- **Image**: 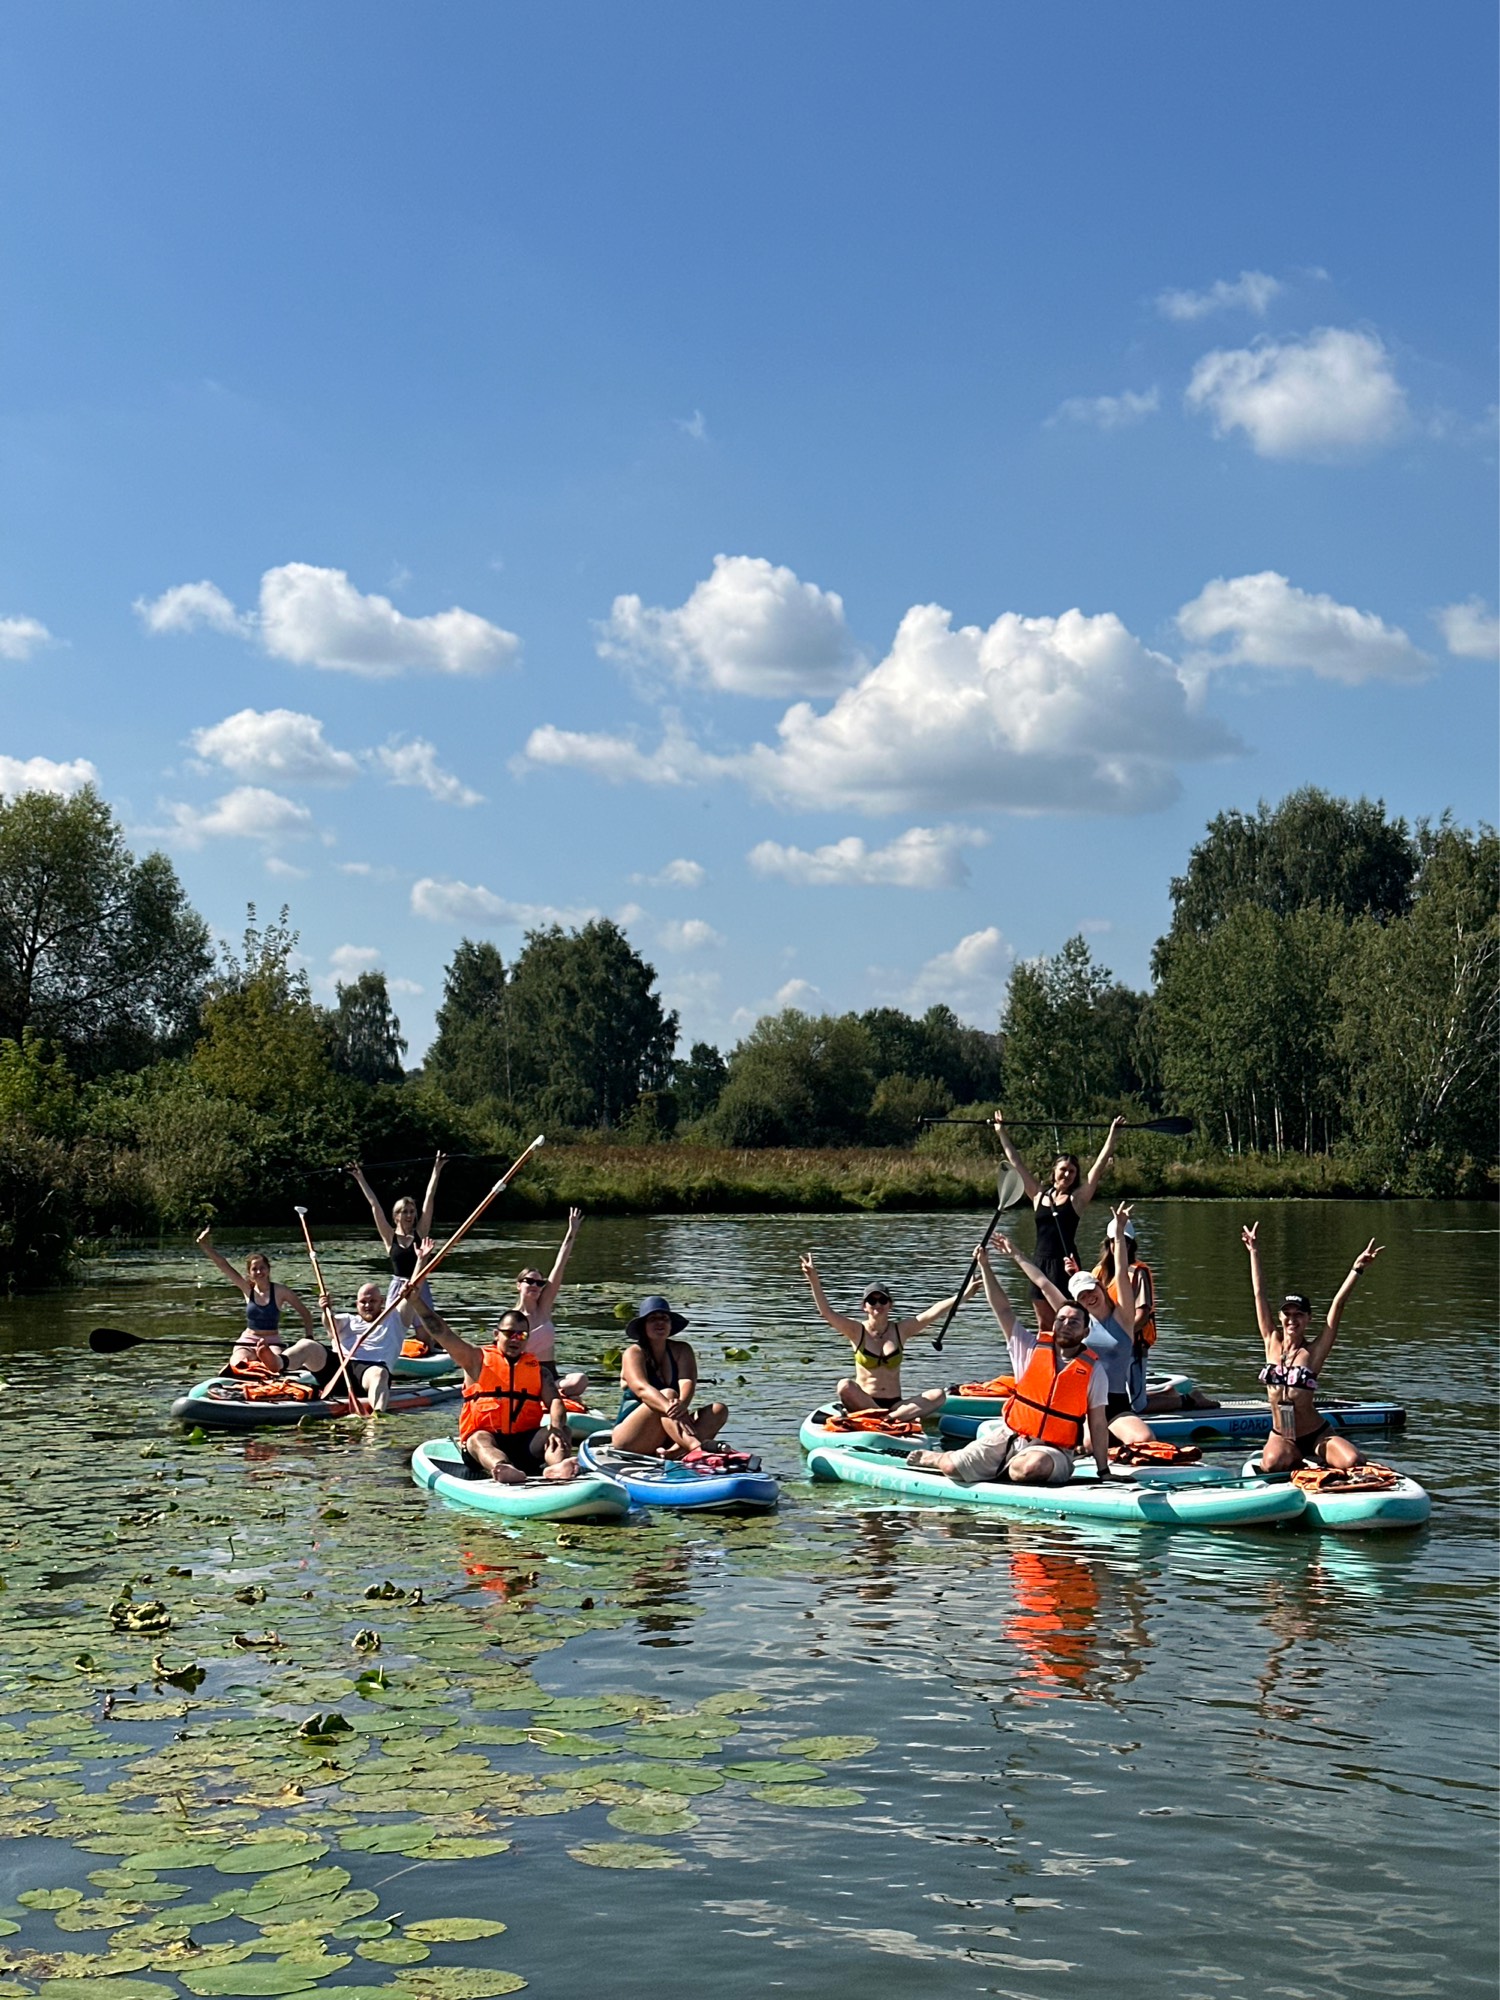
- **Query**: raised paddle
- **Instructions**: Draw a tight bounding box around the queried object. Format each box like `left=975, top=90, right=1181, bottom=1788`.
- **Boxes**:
left=923, top=1115, right=1195, bottom=1137
left=295, top=1204, right=366, bottom=1416
left=931, top=1165, right=1027, bottom=1355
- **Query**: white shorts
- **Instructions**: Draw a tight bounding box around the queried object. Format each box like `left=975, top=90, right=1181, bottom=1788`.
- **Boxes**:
left=945, top=1423, right=1074, bottom=1488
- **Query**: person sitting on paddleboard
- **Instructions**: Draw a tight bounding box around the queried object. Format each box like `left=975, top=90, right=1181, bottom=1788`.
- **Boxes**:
left=1242, top=1222, right=1382, bottom=1474
left=907, top=1242, right=1113, bottom=1487
left=348, top=1152, right=448, bottom=1339
left=414, top=1301, right=580, bottom=1484
left=196, top=1230, right=330, bottom=1380
left=513, top=1206, right=589, bottom=1405
left=800, top=1254, right=976, bottom=1423
left=612, top=1296, right=727, bottom=1457
left=1091, top=1216, right=1219, bottom=1414
left=991, top=1110, right=1125, bottom=1330
left=319, top=1280, right=404, bottom=1414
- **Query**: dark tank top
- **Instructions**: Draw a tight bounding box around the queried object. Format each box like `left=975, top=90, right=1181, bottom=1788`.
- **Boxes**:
left=390, top=1236, right=421, bottom=1280
left=1032, top=1192, right=1079, bottom=1281
left=245, top=1289, right=281, bottom=1333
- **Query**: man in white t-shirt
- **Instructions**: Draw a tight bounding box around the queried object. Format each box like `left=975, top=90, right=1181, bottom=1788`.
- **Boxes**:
left=907, top=1239, right=1113, bottom=1487
left=319, top=1280, right=404, bottom=1413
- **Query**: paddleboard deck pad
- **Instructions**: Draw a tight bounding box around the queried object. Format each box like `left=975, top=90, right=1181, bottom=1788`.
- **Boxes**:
left=410, top=1438, right=630, bottom=1522
left=579, top=1436, right=779, bottom=1512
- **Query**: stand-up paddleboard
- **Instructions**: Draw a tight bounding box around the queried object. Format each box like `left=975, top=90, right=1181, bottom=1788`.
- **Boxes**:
left=170, top=1372, right=462, bottom=1431
left=938, top=1393, right=1406, bottom=1446
left=391, top=1350, right=458, bottom=1381
left=805, top=1431, right=1304, bottom=1529
left=579, top=1436, right=779, bottom=1513
left=410, top=1438, right=630, bottom=1523
left=799, top=1406, right=926, bottom=1452
left=1238, top=1455, right=1431, bottom=1533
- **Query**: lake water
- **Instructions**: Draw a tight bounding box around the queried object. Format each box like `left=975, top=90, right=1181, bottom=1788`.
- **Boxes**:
left=0, top=1199, right=1494, bottom=2000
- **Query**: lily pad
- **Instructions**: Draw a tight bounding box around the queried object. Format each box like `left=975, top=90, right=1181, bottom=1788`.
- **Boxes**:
left=750, top=1784, right=866, bottom=1807
left=721, top=1760, right=826, bottom=1784
left=401, top=1922, right=507, bottom=1943
left=40, top=1983, right=181, bottom=2000
left=396, top=1972, right=527, bottom=1998
left=19, top=1890, right=85, bottom=1910
left=179, top=1956, right=350, bottom=1995
left=778, top=1735, right=877, bottom=1761
left=356, top=1941, right=429, bottom=1966
left=567, top=1841, right=684, bottom=1871
left=336, top=1827, right=435, bottom=1858
left=213, top=1840, right=329, bottom=1876
left=419, top=1836, right=512, bottom=1860
left=606, top=1803, right=698, bottom=1835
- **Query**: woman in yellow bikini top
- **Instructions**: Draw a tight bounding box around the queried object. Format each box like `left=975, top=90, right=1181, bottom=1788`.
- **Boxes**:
left=800, top=1251, right=976, bottom=1425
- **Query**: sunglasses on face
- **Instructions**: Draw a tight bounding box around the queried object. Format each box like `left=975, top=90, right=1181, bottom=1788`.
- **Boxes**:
left=520, top=1277, right=544, bottom=1288
left=865, top=1295, right=892, bottom=1309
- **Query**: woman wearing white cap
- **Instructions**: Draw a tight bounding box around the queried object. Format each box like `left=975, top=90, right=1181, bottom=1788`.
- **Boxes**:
left=1091, top=1217, right=1218, bottom=1414
left=799, top=1255, right=977, bottom=1423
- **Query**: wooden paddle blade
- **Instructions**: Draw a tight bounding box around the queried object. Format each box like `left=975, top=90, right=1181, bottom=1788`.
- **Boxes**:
left=89, top=1327, right=143, bottom=1353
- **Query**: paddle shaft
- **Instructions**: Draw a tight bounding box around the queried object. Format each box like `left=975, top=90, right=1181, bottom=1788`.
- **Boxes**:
left=931, top=1166, right=1027, bottom=1354
left=924, top=1115, right=1193, bottom=1135
left=295, top=1206, right=366, bottom=1416
left=389, top=1134, right=546, bottom=1311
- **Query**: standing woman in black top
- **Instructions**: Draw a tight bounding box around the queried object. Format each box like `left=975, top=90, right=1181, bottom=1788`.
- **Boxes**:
left=991, top=1111, right=1124, bottom=1330
left=349, top=1152, right=448, bottom=1334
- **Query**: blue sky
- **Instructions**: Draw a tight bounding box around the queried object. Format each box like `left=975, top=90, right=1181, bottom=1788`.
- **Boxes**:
left=2, top=2, right=1495, bottom=1058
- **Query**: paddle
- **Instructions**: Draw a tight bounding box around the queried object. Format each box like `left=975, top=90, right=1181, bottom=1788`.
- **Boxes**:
left=295, top=1205, right=365, bottom=1416
left=89, top=1326, right=210, bottom=1354
left=931, top=1165, right=1027, bottom=1355
left=923, top=1115, right=1194, bottom=1136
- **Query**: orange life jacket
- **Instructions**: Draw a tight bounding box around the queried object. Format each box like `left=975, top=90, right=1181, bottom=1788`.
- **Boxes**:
left=954, top=1375, right=1017, bottom=1398
left=1291, top=1462, right=1399, bottom=1493
left=459, top=1349, right=547, bottom=1442
left=239, top=1377, right=316, bottom=1403
left=227, top=1351, right=284, bottom=1380
left=1002, top=1336, right=1096, bottom=1450
left=1109, top=1438, right=1202, bottom=1466
left=821, top=1408, right=923, bottom=1437
left=400, top=1337, right=432, bottom=1359
left=1093, top=1257, right=1157, bottom=1349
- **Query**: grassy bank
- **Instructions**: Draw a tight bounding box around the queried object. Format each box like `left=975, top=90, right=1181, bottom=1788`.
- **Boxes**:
left=453, top=1142, right=1444, bottom=1217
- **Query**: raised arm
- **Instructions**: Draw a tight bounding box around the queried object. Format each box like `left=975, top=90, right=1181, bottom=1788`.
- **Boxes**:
left=1076, top=1117, right=1126, bottom=1209
left=1108, top=1206, right=1136, bottom=1339
left=538, top=1206, right=583, bottom=1318
left=347, top=1163, right=394, bottom=1249
left=1311, top=1240, right=1383, bottom=1368
left=972, top=1241, right=1017, bottom=1339
left=906, top=1278, right=980, bottom=1338
left=274, top=1283, right=315, bottom=1335
left=800, top=1253, right=863, bottom=1342
left=1241, top=1222, right=1276, bottom=1349
left=991, top=1112, right=1042, bottom=1202
left=994, top=1230, right=1066, bottom=1314
left=416, top=1152, right=447, bottom=1239
left=195, top=1227, right=249, bottom=1297
left=410, top=1299, right=486, bottom=1381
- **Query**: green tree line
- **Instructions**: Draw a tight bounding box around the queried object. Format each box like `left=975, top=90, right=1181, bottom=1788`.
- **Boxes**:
left=0, top=782, right=1492, bottom=1286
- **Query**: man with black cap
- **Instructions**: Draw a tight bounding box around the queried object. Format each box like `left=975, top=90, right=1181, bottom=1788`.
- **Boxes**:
left=611, top=1295, right=728, bottom=1456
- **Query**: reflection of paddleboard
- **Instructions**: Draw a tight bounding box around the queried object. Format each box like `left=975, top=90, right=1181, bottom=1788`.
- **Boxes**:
left=1238, top=1456, right=1431, bottom=1533
left=939, top=1394, right=1407, bottom=1446
left=806, top=1432, right=1304, bottom=1529
left=579, top=1438, right=779, bottom=1513
left=170, top=1373, right=462, bottom=1430
left=410, top=1439, right=630, bottom=1522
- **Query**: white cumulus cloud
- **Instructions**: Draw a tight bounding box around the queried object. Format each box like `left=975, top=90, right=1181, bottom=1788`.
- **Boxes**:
left=773, top=978, right=821, bottom=1009
left=166, top=786, right=315, bottom=847
left=1435, top=597, right=1500, bottom=660
left=895, top=926, right=1014, bottom=1025
left=658, top=918, right=724, bottom=953
left=597, top=553, right=859, bottom=698
left=1176, top=572, right=1432, bottom=684
left=189, top=708, right=361, bottom=785
left=0, top=615, right=55, bottom=661
left=1186, top=327, right=1407, bottom=458
left=527, top=601, right=1238, bottom=816
left=631, top=858, right=707, bottom=890
left=748, top=824, right=988, bottom=889
left=1049, top=387, right=1159, bottom=430
left=375, top=738, right=483, bottom=807
left=137, top=564, right=519, bottom=676
left=409, top=878, right=597, bottom=929
left=1157, top=270, right=1282, bottom=321
left=134, top=580, right=247, bottom=636
left=0, top=755, right=99, bottom=798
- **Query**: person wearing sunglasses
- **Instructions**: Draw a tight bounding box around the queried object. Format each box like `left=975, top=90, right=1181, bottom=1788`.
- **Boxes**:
left=512, top=1206, right=587, bottom=1403
left=412, top=1300, right=580, bottom=1484
left=1242, top=1222, right=1382, bottom=1474
left=800, top=1254, right=977, bottom=1423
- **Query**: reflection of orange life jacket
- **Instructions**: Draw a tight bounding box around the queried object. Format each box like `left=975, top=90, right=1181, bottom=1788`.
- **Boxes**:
left=1003, top=1336, right=1095, bottom=1449
left=1093, top=1257, right=1157, bottom=1349
left=459, top=1349, right=547, bottom=1442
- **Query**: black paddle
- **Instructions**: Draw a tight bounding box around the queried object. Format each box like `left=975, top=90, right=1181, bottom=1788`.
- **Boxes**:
left=90, top=1327, right=210, bottom=1354
left=931, top=1165, right=1028, bottom=1354
left=923, top=1115, right=1194, bottom=1137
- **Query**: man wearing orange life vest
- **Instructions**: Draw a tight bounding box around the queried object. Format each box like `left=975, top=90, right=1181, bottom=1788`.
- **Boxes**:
left=412, top=1301, right=580, bottom=1485
left=907, top=1240, right=1113, bottom=1487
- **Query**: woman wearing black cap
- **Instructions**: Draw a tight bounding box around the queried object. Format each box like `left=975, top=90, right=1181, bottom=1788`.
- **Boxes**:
left=800, top=1254, right=976, bottom=1423
left=1241, top=1222, right=1383, bottom=1473
left=611, top=1296, right=728, bottom=1456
